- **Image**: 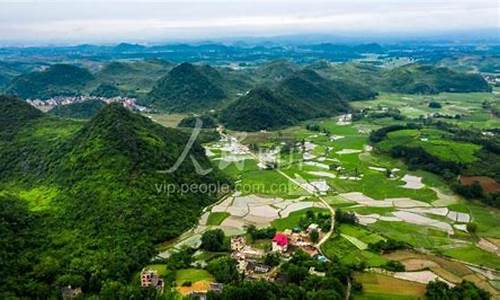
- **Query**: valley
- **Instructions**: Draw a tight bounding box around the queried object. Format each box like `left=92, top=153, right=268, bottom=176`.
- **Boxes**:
left=142, top=88, right=500, bottom=299
left=0, top=41, right=499, bottom=299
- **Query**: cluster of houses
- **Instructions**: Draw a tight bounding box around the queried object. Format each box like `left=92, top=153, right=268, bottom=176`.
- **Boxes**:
left=230, top=224, right=327, bottom=280
left=137, top=223, right=326, bottom=298
left=26, top=95, right=149, bottom=112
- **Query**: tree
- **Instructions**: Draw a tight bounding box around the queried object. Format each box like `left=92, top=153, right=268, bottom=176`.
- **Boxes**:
left=309, top=229, right=319, bottom=243
left=285, top=264, right=309, bottom=284
left=206, top=256, right=239, bottom=284
left=466, top=222, right=478, bottom=234
left=428, top=101, right=442, bottom=109
left=382, top=260, right=405, bottom=272
left=167, top=247, right=195, bottom=270
left=368, top=239, right=407, bottom=253
left=334, top=209, right=357, bottom=226
left=201, top=229, right=226, bottom=252
left=246, top=225, right=276, bottom=240
left=426, top=280, right=490, bottom=300
left=264, top=253, right=281, bottom=267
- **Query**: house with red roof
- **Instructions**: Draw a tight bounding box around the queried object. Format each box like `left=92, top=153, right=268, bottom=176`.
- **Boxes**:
left=272, top=233, right=288, bottom=253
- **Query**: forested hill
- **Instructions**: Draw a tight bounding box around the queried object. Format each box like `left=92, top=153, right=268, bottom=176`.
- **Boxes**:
left=381, top=64, right=492, bottom=94
left=220, top=69, right=371, bottom=131
left=314, top=63, right=492, bottom=95
left=0, top=98, right=229, bottom=298
left=0, top=95, right=43, bottom=136
left=148, top=62, right=226, bottom=112
left=5, top=64, right=95, bottom=99
left=48, top=99, right=107, bottom=119
left=220, top=87, right=299, bottom=131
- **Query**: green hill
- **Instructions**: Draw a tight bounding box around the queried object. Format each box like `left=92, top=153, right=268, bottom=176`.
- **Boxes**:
left=91, top=60, right=173, bottom=96
left=90, top=83, right=122, bottom=97
left=220, top=87, right=299, bottom=131
left=0, top=97, right=228, bottom=297
left=48, top=100, right=107, bottom=119
left=381, top=64, right=492, bottom=94
left=148, top=62, right=226, bottom=112
left=0, top=95, right=43, bottom=134
left=253, top=59, right=300, bottom=82
left=219, top=69, right=372, bottom=131
left=277, top=69, right=375, bottom=105
left=313, top=62, right=491, bottom=95
left=5, top=64, right=94, bottom=99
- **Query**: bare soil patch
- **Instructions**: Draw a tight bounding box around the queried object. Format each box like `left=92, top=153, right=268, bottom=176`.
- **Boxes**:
left=459, top=176, right=500, bottom=193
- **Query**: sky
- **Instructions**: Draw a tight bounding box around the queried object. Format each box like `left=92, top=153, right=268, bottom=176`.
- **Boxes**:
left=0, top=0, right=498, bottom=45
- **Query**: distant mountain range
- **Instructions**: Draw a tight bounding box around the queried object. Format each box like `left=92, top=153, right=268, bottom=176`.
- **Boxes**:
left=0, top=59, right=492, bottom=129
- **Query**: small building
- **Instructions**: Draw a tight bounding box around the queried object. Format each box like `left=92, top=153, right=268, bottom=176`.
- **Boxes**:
left=306, top=223, right=320, bottom=233
left=254, top=263, right=271, bottom=273
left=61, top=285, right=82, bottom=299
left=309, top=267, right=326, bottom=277
left=272, top=233, right=288, bottom=253
left=188, top=291, right=207, bottom=300
left=209, top=283, right=224, bottom=294
left=141, top=269, right=164, bottom=291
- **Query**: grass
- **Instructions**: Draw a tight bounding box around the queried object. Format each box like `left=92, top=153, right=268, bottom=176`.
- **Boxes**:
left=193, top=251, right=227, bottom=263
left=144, top=113, right=188, bottom=128
left=328, top=172, right=438, bottom=203
left=252, top=239, right=272, bottom=251
left=443, top=246, right=500, bottom=270
left=271, top=207, right=329, bottom=231
left=321, top=235, right=387, bottom=267
left=175, top=268, right=214, bottom=285
left=341, top=234, right=368, bottom=250
left=339, top=224, right=385, bottom=245
left=6, top=186, right=60, bottom=212
left=370, top=221, right=452, bottom=249
left=378, top=129, right=481, bottom=163
left=352, top=92, right=500, bottom=129
left=354, top=272, right=426, bottom=300
left=206, top=212, right=230, bottom=226
left=466, top=202, right=500, bottom=238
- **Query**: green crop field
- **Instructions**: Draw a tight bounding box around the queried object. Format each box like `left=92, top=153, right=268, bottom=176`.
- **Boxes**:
left=443, top=246, right=500, bottom=270
left=354, top=272, right=426, bottom=300
left=206, top=212, right=230, bottom=225
left=175, top=268, right=214, bottom=285
left=370, top=221, right=452, bottom=249
left=339, top=224, right=385, bottom=245
left=378, top=129, right=481, bottom=163
left=352, top=92, right=500, bottom=129
left=271, top=207, right=330, bottom=231
left=321, top=235, right=387, bottom=266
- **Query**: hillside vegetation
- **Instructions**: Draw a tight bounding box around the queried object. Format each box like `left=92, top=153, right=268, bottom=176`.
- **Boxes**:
left=0, top=96, right=228, bottom=298
left=148, top=62, right=227, bottom=112
left=314, top=63, right=491, bottom=95
left=6, top=64, right=95, bottom=99
left=48, top=99, right=107, bottom=119
left=220, top=69, right=375, bottom=131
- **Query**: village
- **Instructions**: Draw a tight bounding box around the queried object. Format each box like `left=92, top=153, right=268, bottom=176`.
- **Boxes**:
left=230, top=224, right=328, bottom=279
left=138, top=222, right=328, bottom=299
left=26, top=95, right=150, bottom=112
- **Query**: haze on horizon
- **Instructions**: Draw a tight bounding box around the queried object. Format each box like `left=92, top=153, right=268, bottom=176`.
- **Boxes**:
left=0, top=0, right=498, bottom=45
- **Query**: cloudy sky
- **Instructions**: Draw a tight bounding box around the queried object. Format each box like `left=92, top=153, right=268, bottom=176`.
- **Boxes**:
left=0, top=0, right=498, bottom=44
